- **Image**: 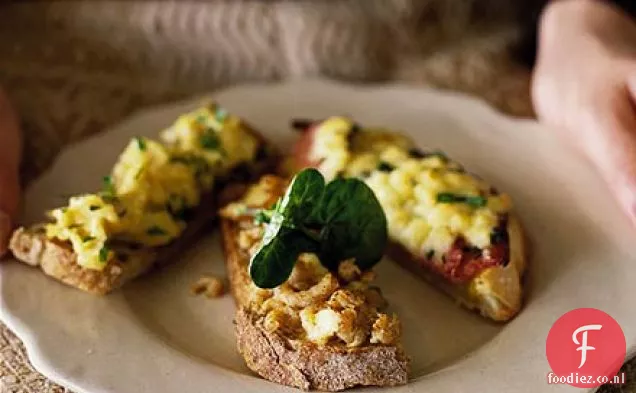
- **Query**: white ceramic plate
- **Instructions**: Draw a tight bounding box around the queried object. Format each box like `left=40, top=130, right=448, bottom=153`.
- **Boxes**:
left=2, top=80, right=635, bottom=393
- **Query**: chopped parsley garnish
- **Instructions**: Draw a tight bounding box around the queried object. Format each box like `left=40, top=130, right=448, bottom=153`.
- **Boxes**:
left=436, top=192, right=487, bottom=208
left=82, top=236, right=96, bottom=242
left=199, top=130, right=221, bottom=150
left=89, top=205, right=101, bottom=211
left=99, top=246, right=110, bottom=263
left=377, top=161, right=395, bottom=172
left=102, top=176, right=115, bottom=197
left=170, top=154, right=212, bottom=183
left=254, top=210, right=272, bottom=225
left=146, top=225, right=167, bottom=236
left=135, top=137, right=147, bottom=151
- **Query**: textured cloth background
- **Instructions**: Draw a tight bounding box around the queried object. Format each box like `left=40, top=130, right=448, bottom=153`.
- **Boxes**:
left=0, top=1, right=631, bottom=392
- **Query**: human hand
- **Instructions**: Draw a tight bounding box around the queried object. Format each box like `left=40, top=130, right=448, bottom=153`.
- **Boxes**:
left=0, top=88, right=21, bottom=256
left=532, top=0, right=636, bottom=225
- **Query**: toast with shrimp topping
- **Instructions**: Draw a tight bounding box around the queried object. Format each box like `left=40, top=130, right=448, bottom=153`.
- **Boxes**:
left=219, top=171, right=409, bottom=391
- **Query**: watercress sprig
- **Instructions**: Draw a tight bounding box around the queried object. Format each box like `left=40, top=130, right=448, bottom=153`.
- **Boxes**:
left=249, top=168, right=387, bottom=288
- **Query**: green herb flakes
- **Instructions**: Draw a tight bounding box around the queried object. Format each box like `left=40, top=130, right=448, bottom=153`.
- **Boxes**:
left=99, top=246, right=110, bottom=263
left=254, top=210, right=272, bottom=225
left=377, top=161, right=395, bottom=172
left=436, top=192, right=487, bottom=208
left=199, top=130, right=220, bottom=150
left=135, top=137, right=147, bottom=151
left=102, top=176, right=115, bottom=196
left=146, top=226, right=167, bottom=236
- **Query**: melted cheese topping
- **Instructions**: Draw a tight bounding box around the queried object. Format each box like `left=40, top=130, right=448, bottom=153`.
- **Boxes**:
left=46, top=103, right=259, bottom=270
left=309, top=117, right=512, bottom=258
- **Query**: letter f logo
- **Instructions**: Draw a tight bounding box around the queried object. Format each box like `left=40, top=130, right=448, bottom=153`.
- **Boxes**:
left=572, top=324, right=603, bottom=368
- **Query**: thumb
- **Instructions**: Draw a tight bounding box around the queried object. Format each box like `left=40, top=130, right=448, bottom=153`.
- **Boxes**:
left=584, top=78, right=636, bottom=227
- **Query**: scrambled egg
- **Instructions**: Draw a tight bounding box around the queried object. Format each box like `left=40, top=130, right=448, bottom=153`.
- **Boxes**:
left=46, top=103, right=259, bottom=270
left=309, top=116, right=512, bottom=258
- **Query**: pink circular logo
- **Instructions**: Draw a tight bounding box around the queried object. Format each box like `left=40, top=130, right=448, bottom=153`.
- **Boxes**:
left=546, top=308, right=626, bottom=388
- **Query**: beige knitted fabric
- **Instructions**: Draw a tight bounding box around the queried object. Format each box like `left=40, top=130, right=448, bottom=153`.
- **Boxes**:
left=1, top=1, right=628, bottom=393
left=0, top=0, right=533, bottom=181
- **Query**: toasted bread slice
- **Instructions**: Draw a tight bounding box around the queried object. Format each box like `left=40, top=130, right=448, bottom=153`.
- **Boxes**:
left=9, top=195, right=212, bottom=295
left=291, top=117, right=527, bottom=321
left=9, top=117, right=278, bottom=295
left=386, top=216, right=526, bottom=321
left=220, top=176, right=409, bottom=391
left=234, top=308, right=409, bottom=391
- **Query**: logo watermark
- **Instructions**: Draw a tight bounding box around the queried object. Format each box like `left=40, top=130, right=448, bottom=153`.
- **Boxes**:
left=545, top=308, right=626, bottom=388
left=573, top=324, right=602, bottom=368
left=547, top=372, right=625, bottom=386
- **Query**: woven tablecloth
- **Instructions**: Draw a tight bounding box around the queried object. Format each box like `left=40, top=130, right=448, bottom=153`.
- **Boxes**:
left=0, top=1, right=632, bottom=392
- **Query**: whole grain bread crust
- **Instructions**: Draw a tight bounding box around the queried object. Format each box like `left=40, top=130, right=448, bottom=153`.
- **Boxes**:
left=235, top=308, right=409, bottom=391
left=220, top=198, right=409, bottom=391
left=10, top=227, right=156, bottom=295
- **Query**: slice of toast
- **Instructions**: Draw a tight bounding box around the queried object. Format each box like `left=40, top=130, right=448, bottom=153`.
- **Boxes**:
left=9, top=196, right=210, bottom=295
left=385, top=216, right=526, bottom=322
left=291, top=117, right=527, bottom=321
left=9, top=118, right=278, bottom=295
left=219, top=176, right=409, bottom=391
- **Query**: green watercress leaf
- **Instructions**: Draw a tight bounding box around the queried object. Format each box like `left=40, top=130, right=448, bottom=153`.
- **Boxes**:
left=249, top=228, right=317, bottom=288
left=276, top=168, right=325, bottom=223
left=316, top=178, right=387, bottom=270
left=249, top=168, right=388, bottom=288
